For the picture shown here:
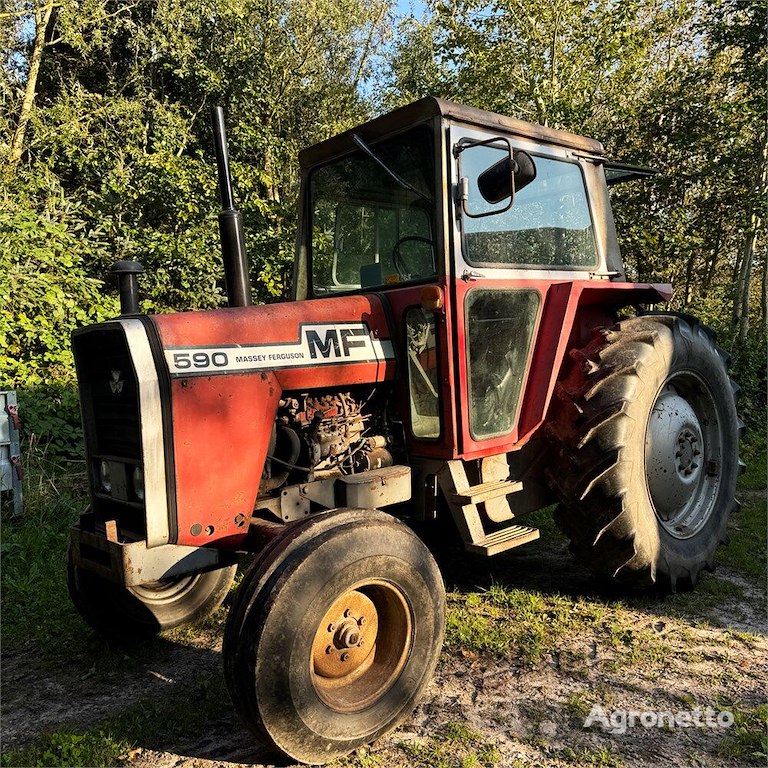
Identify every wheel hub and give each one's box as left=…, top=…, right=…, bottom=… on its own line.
left=675, top=427, right=701, bottom=477
left=646, top=388, right=705, bottom=525
left=312, top=590, right=378, bottom=680
left=645, top=377, right=721, bottom=540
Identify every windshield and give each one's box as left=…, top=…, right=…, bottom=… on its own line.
left=310, top=126, right=436, bottom=294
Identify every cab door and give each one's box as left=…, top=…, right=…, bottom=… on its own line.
left=448, top=127, right=602, bottom=458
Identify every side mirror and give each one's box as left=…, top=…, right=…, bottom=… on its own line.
left=456, top=137, right=537, bottom=218
left=478, top=150, right=536, bottom=203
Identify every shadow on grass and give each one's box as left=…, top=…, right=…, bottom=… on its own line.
left=0, top=628, right=292, bottom=768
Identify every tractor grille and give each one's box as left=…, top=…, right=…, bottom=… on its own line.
left=73, top=325, right=146, bottom=538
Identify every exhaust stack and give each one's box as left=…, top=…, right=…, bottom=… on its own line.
left=211, top=106, right=252, bottom=307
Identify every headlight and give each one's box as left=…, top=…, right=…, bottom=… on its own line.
left=133, top=466, right=145, bottom=502
left=98, top=460, right=112, bottom=493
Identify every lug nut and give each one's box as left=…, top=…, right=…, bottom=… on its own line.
left=340, top=652, right=349, bottom=662
left=327, top=623, right=335, bottom=632
left=343, top=609, right=351, bottom=618
left=358, top=617, right=366, bottom=626
left=325, top=645, right=333, bottom=654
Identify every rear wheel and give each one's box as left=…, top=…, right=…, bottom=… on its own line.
left=223, top=509, right=445, bottom=765
left=67, top=546, right=237, bottom=641
left=546, top=314, right=742, bottom=589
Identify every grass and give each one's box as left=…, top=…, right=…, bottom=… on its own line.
left=0, top=674, right=228, bottom=767
left=0, top=730, right=128, bottom=768
left=721, top=495, right=767, bottom=582
left=558, top=745, right=623, bottom=767
left=445, top=584, right=670, bottom=668
left=1, top=444, right=88, bottom=647
left=3, top=423, right=765, bottom=767
left=564, top=691, right=594, bottom=722
left=395, top=721, right=501, bottom=768
left=737, top=428, right=767, bottom=492
left=716, top=703, right=768, bottom=765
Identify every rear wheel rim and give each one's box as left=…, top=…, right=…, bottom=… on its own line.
left=645, top=371, right=722, bottom=540
left=130, top=575, right=202, bottom=605
left=310, top=580, right=412, bottom=713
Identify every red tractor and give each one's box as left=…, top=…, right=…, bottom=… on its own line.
left=68, top=98, right=742, bottom=764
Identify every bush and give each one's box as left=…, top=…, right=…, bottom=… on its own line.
left=0, top=201, right=117, bottom=455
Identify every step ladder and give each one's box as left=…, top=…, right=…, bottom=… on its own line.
left=439, top=460, right=539, bottom=556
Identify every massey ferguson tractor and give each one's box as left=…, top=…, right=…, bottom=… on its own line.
left=67, top=98, right=742, bottom=764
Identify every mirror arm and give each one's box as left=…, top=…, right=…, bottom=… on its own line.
left=455, top=136, right=517, bottom=218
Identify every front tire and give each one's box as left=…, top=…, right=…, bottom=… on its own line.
left=547, top=314, right=741, bottom=589
left=67, top=546, right=237, bottom=641
left=223, top=509, right=445, bottom=765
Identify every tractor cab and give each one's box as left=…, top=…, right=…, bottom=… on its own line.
left=293, top=98, right=661, bottom=462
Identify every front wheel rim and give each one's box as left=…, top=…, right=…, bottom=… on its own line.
left=310, top=580, right=413, bottom=713
left=645, top=372, right=722, bottom=540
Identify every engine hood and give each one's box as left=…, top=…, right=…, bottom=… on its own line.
left=151, top=294, right=396, bottom=389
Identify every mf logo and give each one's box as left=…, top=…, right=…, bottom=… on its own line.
left=305, top=327, right=368, bottom=359
left=109, top=370, right=124, bottom=395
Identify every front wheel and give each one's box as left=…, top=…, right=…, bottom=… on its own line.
left=67, top=545, right=237, bottom=641
left=223, top=509, right=445, bottom=765
left=546, top=314, right=742, bottom=590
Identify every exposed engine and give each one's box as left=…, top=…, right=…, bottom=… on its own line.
left=260, top=389, right=395, bottom=494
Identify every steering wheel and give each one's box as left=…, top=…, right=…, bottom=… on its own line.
left=392, top=236, right=435, bottom=279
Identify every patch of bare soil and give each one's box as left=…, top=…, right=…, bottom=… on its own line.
left=2, top=529, right=765, bottom=768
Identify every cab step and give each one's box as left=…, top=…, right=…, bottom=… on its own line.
left=465, top=525, right=540, bottom=556
left=452, top=479, right=523, bottom=505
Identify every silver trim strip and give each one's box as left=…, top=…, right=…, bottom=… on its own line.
left=120, top=319, right=170, bottom=546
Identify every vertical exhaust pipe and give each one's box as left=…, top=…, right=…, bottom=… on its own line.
left=113, top=260, right=144, bottom=315
left=211, top=106, right=252, bottom=307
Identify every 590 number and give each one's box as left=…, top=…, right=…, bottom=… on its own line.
left=172, top=351, right=229, bottom=370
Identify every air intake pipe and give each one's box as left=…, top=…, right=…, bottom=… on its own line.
left=211, top=106, right=252, bottom=307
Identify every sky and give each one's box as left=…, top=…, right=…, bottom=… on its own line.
left=394, top=0, right=428, bottom=21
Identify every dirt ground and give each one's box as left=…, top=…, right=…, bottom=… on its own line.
left=2, top=503, right=766, bottom=768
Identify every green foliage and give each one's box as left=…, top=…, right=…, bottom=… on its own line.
left=387, top=0, right=766, bottom=367
left=728, top=335, right=768, bottom=436
left=0, top=197, right=118, bottom=452
left=16, top=382, right=84, bottom=457
left=1, top=0, right=764, bottom=460
left=2, top=0, right=393, bottom=453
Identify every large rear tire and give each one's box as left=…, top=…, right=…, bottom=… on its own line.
left=67, top=545, right=237, bottom=641
left=223, top=509, right=445, bottom=765
left=546, top=314, right=742, bottom=589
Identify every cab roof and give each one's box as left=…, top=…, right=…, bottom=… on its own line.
left=299, top=97, right=604, bottom=169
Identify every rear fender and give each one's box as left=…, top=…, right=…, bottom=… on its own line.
left=515, top=281, right=672, bottom=445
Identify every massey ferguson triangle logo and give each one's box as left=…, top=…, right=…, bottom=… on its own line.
left=109, top=370, right=124, bottom=395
